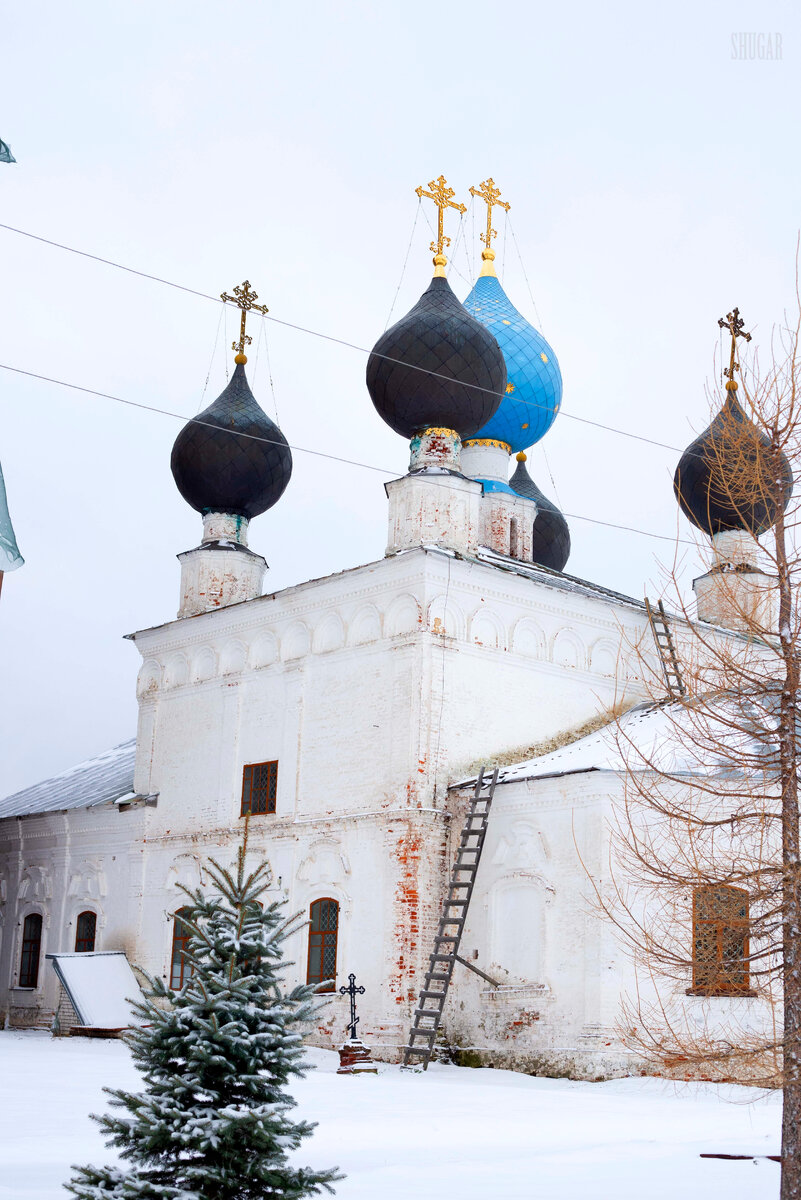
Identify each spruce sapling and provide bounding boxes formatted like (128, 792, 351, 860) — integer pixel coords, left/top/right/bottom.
(67, 850, 341, 1199)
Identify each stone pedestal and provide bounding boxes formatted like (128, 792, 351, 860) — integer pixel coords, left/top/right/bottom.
(385, 471, 482, 556)
(479, 490, 537, 561)
(461, 438, 511, 485)
(337, 1038, 378, 1074)
(461, 439, 539, 563)
(693, 530, 777, 634)
(178, 512, 267, 618)
(408, 427, 463, 473)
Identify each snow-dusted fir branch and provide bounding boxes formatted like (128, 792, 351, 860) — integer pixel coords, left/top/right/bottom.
(66, 852, 341, 1200)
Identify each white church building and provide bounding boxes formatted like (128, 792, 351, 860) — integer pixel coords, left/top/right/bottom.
(0, 190, 783, 1078)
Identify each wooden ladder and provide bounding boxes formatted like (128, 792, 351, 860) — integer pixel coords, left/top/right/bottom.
(401, 766, 499, 1069)
(645, 597, 686, 698)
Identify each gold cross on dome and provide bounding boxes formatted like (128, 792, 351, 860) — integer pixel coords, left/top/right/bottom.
(415, 175, 466, 267)
(220, 280, 269, 363)
(718, 306, 752, 383)
(469, 177, 511, 251)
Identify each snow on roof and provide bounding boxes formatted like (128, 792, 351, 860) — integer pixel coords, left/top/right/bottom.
(46, 951, 146, 1028)
(457, 698, 770, 788)
(0, 739, 136, 820)
(471, 547, 645, 613)
(492, 704, 674, 783)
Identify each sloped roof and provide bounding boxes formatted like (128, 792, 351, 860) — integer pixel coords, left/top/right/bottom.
(471, 546, 645, 612)
(129, 544, 646, 641)
(457, 697, 772, 788)
(0, 739, 136, 820)
(46, 951, 146, 1028)
(492, 704, 673, 783)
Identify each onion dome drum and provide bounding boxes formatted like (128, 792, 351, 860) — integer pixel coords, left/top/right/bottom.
(462, 272, 562, 453)
(366, 275, 506, 440)
(674, 384, 793, 536)
(171, 364, 292, 519)
(510, 452, 571, 572)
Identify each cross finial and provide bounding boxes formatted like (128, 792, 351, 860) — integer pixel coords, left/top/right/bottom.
(469, 178, 511, 275)
(220, 280, 269, 364)
(415, 175, 466, 276)
(717, 307, 752, 386)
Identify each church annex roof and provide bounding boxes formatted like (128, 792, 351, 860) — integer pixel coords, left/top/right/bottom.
(486, 703, 672, 783)
(0, 739, 136, 820)
(468, 546, 644, 613)
(456, 694, 775, 788)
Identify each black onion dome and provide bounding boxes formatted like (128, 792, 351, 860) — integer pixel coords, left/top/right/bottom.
(171, 364, 292, 519)
(673, 388, 793, 536)
(510, 455, 571, 572)
(366, 275, 506, 439)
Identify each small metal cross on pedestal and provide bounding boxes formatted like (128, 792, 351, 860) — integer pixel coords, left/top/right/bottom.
(339, 973, 365, 1040)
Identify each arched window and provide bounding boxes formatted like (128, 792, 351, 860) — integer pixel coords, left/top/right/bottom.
(307, 898, 339, 992)
(692, 885, 751, 995)
(169, 907, 193, 990)
(75, 911, 97, 953)
(19, 913, 43, 988)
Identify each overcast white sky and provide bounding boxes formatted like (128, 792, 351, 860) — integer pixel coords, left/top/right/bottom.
(1, 0, 799, 795)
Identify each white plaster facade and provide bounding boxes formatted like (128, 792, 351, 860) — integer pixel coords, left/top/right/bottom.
(0, 463, 768, 1076)
(693, 530, 778, 633)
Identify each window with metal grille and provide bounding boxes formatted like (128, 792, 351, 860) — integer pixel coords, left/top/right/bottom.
(240, 761, 278, 816)
(19, 913, 42, 988)
(691, 885, 751, 995)
(169, 907, 193, 990)
(307, 898, 339, 992)
(75, 911, 97, 953)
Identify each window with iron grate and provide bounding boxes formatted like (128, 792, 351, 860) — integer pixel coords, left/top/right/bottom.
(19, 913, 42, 988)
(75, 911, 97, 953)
(240, 760, 278, 816)
(307, 898, 339, 992)
(169, 907, 194, 990)
(690, 885, 753, 995)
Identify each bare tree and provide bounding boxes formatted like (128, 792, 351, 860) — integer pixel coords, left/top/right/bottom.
(601, 302, 801, 1199)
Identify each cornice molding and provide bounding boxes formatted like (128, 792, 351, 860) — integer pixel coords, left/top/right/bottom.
(141, 806, 448, 849)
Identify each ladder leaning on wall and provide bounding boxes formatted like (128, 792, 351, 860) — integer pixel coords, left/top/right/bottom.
(645, 596, 687, 699)
(401, 765, 500, 1070)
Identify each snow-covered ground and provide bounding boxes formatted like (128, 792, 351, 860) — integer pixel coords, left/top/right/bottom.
(0, 1031, 783, 1199)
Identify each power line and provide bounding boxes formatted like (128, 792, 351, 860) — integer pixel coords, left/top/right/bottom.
(0, 221, 217, 301)
(0, 220, 693, 459)
(0, 360, 698, 547)
(0, 362, 390, 476)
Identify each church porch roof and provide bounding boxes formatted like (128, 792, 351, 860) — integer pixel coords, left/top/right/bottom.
(455, 695, 776, 788)
(0, 739, 136, 820)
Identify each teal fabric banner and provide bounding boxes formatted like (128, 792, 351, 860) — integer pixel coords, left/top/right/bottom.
(0, 461, 23, 571)
(0, 138, 16, 164)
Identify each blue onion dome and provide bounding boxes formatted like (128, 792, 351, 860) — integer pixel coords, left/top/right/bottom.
(510, 451, 571, 572)
(366, 274, 506, 439)
(674, 381, 793, 536)
(171, 364, 292, 519)
(462, 255, 562, 453)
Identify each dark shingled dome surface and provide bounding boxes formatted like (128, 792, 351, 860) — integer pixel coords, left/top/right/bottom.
(510, 457, 571, 572)
(171, 364, 292, 519)
(674, 392, 793, 536)
(366, 275, 506, 439)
